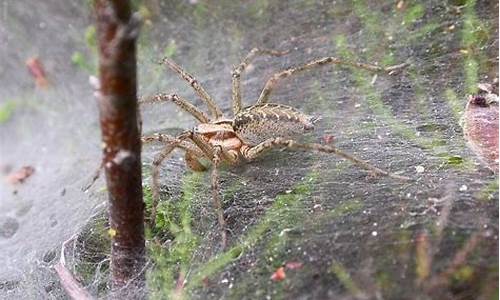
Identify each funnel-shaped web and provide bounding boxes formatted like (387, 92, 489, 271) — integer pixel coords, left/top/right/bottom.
(0, 1, 498, 299)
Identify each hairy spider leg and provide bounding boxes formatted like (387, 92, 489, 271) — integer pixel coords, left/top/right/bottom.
(150, 141, 181, 229)
(143, 133, 207, 228)
(256, 56, 408, 104)
(185, 131, 242, 248)
(139, 93, 210, 123)
(242, 137, 410, 181)
(146, 129, 237, 247)
(231, 48, 288, 114)
(160, 57, 223, 119)
(210, 146, 227, 248)
(84, 91, 212, 193)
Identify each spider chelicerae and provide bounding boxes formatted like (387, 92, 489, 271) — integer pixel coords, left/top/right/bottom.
(140, 48, 409, 247)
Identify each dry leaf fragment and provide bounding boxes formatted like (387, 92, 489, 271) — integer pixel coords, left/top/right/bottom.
(6, 166, 35, 185)
(26, 57, 49, 89)
(285, 261, 304, 270)
(270, 267, 286, 282)
(396, 1, 405, 10)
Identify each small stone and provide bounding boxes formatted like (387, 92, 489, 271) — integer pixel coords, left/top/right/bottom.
(415, 165, 425, 173)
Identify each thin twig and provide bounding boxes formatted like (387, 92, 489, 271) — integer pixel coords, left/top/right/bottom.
(54, 235, 93, 300)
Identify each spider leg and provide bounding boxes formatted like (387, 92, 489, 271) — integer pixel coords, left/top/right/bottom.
(187, 131, 239, 165)
(211, 146, 228, 249)
(182, 131, 238, 248)
(142, 132, 179, 145)
(151, 130, 237, 166)
(142, 133, 202, 154)
(144, 132, 216, 228)
(143, 133, 209, 172)
(140, 93, 210, 123)
(160, 57, 223, 119)
(242, 138, 409, 181)
(256, 57, 409, 104)
(149, 140, 182, 229)
(83, 133, 189, 192)
(232, 48, 288, 114)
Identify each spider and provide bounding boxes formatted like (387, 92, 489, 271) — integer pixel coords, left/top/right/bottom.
(140, 48, 409, 248)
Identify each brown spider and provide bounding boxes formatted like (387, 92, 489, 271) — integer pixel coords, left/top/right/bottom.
(140, 48, 409, 248)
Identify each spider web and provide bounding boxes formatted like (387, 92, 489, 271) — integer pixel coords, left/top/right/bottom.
(0, 0, 498, 299)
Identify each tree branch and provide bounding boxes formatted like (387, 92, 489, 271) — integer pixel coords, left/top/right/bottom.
(94, 0, 145, 297)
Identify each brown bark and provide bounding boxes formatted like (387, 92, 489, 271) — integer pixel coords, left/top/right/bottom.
(94, 0, 145, 297)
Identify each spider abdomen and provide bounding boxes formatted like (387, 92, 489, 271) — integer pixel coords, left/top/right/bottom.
(233, 103, 318, 145)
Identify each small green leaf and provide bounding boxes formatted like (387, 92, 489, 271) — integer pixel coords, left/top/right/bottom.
(85, 26, 97, 49)
(0, 101, 16, 124)
(447, 155, 464, 165)
(71, 51, 93, 72)
(163, 40, 178, 58)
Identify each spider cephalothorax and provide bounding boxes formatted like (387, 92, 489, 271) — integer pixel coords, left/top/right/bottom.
(140, 48, 408, 247)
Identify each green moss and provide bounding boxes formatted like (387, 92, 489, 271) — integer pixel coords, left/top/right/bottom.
(461, 0, 490, 94)
(148, 172, 204, 298)
(260, 180, 315, 267)
(84, 25, 97, 50)
(381, 52, 396, 67)
(403, 4, 425, 25)
(334, 34, 479, 172)
(352, 0, 394, 62)
(330, 260, 362, 296)
(0, 101, 16, 124)
(163, 40, 178, 59)
(408, 67, 434, 118)
(185, 246, 242, 291)
(247, 0, 270, 19)
(335, 34, 422, 143)
(395, 229, 413, 257)
(193, 2, 209, 28)
(143, 184, 153, 208)
(353, 0, 382, 43)
(160, 174, 198, 232)
(452, 265, 474, 282)
(409, 22, 441, 41)
(375, 270, 394, 293)
(222, 180, 245, 203)
(71, 51, 95, 73)
(444, 88, 464, 121)
(74, 216, 110, 291)
(436, 153, 475, 171)
(475, 178, 499, 202)
(446, 155, 464, 166)
(328, 198, 363, 218)
(464, 57, 479, 94)
(185, 172, 318, 292)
